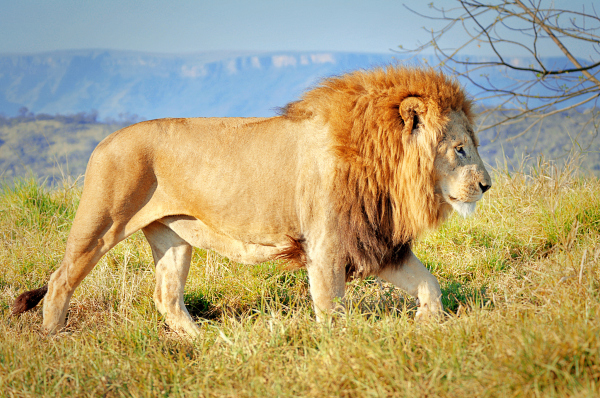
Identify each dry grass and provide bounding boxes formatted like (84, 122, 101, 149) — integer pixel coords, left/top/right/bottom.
(1, 157, 599, 397)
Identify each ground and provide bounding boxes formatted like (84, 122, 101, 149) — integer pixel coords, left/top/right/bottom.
(1, 157, 599, 397)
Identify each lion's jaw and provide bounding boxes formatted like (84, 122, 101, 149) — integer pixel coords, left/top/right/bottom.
(446, 197, 478, 218)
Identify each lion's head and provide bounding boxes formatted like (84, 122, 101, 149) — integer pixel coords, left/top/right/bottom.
(431, 109, 491, 218)
(283, 66, 491, 277)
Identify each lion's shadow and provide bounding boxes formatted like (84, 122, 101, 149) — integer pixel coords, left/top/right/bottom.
(182, 276, 490, 322)
(184, 293, 223, 321)
(440, 278, 490, 314)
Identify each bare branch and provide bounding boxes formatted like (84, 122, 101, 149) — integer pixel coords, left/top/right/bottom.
(403, 0, 600, 141)
(505, 93, 600, 141)
(514, 0, 600, 88)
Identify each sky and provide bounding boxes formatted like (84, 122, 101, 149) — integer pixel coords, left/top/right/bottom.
(0, 0, 596, 57)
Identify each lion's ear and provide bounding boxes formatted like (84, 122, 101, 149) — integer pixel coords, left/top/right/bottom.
(399, 97, 426, 133)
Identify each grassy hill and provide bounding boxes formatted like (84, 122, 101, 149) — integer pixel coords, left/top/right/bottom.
(0, 109, 598, 187)
(0, 149, 599, 395)
(0, 113, 131, 184)
(476, 107, 600, 175)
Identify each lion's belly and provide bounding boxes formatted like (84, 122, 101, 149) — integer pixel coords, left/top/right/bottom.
(158, 215, 287, 264)
(151, 156, 300, 242)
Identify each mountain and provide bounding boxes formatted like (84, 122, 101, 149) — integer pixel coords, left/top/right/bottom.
(1, 50, 586, 121)
(0, 50, 403, 120)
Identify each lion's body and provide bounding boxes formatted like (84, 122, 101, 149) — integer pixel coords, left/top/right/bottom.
(76, 116, 321, 264)
(13, 67, 492, 336)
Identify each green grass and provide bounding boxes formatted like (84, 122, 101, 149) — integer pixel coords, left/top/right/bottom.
(1, 159, 599, 397)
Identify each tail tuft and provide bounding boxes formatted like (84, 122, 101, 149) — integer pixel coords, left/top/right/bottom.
(12, 285, 48, 316)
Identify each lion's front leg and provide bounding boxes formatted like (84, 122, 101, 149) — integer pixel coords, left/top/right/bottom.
(378, 250, 443, 321)
(306, 257, 346, 322)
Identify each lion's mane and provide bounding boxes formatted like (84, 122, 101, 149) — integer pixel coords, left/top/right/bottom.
(281, 66, 473, 278)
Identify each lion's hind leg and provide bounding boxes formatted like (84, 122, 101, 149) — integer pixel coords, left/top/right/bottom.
(42, 217, 133, 333)
(142, 221, 200, 337)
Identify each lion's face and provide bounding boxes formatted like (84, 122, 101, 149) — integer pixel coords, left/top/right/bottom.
(434, 111, 492, 217)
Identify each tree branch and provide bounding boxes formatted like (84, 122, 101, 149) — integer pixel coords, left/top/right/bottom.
(514, 0, 600, 88)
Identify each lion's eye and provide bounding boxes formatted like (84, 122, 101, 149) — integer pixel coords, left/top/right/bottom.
(455, 146, 466, 156)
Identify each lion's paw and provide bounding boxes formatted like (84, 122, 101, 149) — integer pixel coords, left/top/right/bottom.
(414, 301, 444, 322)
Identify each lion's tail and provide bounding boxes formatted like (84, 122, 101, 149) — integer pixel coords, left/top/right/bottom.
(11, 285, 48, 316)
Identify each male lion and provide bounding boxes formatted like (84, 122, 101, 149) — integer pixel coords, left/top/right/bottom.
(13, 66, 491, 336)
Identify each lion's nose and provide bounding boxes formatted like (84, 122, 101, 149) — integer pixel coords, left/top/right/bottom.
(479, 182, 491, 194)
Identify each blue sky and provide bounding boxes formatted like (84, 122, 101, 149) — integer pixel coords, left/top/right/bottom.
(0, 0, 595, 57)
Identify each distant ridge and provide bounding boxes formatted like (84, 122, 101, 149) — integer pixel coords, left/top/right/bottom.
(0, 50, 589, 121)
(0, 50, 400, 120)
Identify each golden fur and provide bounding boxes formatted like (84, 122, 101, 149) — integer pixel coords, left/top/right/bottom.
(13, 66, 491, 335)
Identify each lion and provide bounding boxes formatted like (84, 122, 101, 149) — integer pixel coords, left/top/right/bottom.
(12, 66, 491, 336)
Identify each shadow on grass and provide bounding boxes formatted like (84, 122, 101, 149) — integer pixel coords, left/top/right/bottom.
(184, 292, 222, 320)
(440, 278, 490, 314)
(183, 270, 312, 321)
(184, 271, 491, 322)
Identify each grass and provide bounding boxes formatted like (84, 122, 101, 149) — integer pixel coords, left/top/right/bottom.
(1, 158, 599, 397)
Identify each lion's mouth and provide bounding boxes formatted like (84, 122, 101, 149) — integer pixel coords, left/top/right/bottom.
(446, 194, 481, 205)
(442, 193, 477, 217)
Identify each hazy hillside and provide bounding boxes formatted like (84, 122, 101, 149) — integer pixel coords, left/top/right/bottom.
(0, 113, 125, 184)
(0, 50, 597, 182)
(0, 109, 598, 185)
(476, 107, 600, 175)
